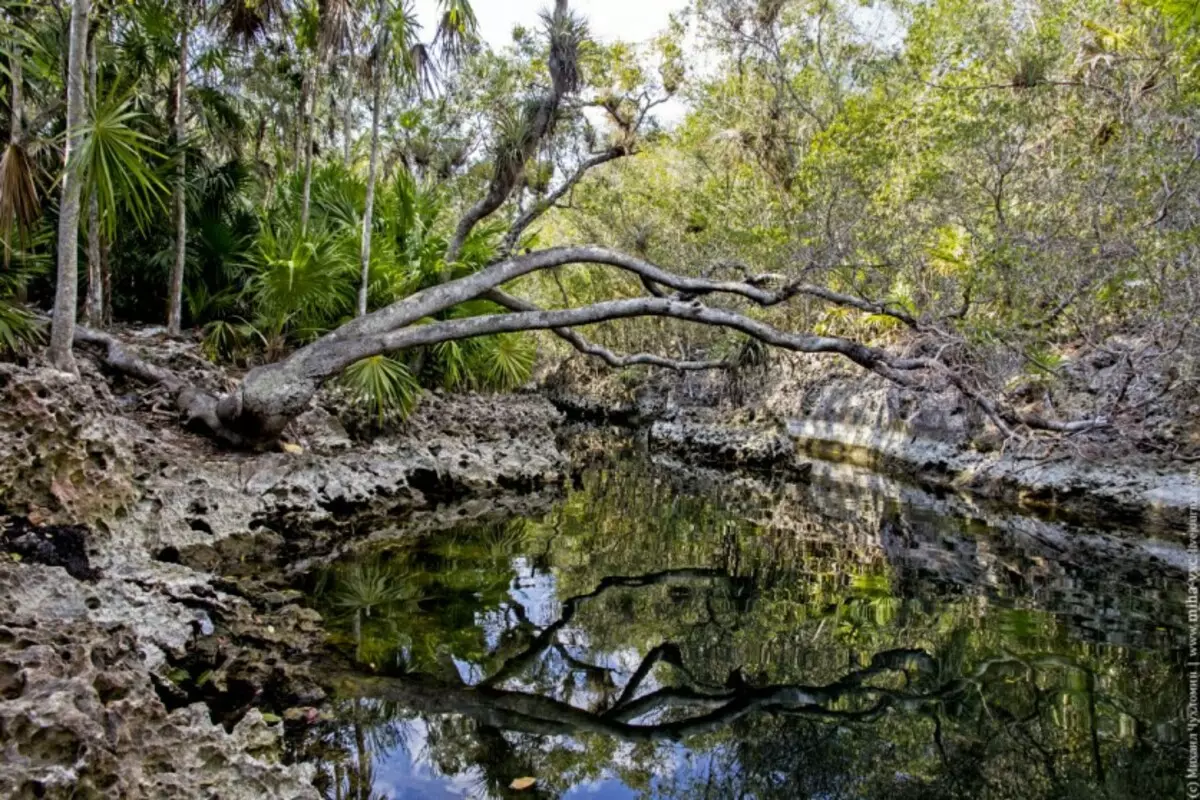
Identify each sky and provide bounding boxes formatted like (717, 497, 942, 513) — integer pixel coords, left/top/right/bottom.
(411, 0, 689, 50)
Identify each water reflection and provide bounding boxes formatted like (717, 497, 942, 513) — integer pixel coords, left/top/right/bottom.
(298, 456, 1186, 799)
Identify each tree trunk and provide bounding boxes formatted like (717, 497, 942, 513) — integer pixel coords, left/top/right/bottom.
(10, 44, 21, 142)
(101, 237, 112, 326)
(166, 2, 190, 335)
(84, 34, 103, 328)
(48, 0, 91, 373)
(74, 242, 1108, 447)
(299, 63, 316, 235)
(342, 73, 354, 168)
(357, 6, 385, 319)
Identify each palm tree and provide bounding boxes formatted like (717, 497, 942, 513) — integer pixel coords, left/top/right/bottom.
(357, 0, 476, 317)
(47, 0, 92, 372)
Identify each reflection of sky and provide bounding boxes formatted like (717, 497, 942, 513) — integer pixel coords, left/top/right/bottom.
(371, 719, 487, 799)
(370, 717, 721, 800)
(367, 554, 719, 799)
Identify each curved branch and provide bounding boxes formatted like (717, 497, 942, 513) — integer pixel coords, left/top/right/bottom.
(500, 146, 628, 257)
(486, 289, 729, 371)
(444, 0, 578, 264)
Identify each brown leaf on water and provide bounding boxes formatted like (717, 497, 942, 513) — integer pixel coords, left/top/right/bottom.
(509, 776, 537, 790)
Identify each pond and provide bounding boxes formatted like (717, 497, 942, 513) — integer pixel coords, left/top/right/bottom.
(294, 452, 1187, 799)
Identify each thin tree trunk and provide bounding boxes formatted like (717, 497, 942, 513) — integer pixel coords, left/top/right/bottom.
(100, 237, 112, 326)
(48, 0, 91, 372)
(166, 2, 190, 335)
(299, 63, 316, 235)
(10, 44, 22, 142)
(357, 20, 384, 318)
(342, 72, 354, 168)
(84, 34, 103, 327)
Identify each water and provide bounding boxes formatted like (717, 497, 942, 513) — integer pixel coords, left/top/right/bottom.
(295, 453, 1187, 799)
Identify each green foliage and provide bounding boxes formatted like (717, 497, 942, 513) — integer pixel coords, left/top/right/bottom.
(340, 354, 421, 424)
(474, 332, 537, 390)
(0, 300, 43, 354)
(77, 93, 170, 239)
(248, 220, 357, 341)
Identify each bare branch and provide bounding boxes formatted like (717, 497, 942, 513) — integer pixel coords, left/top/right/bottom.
(500, 146, 629, 257)
(487, 289, 728, 371)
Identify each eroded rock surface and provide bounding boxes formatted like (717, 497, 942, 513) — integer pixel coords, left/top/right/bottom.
(547, 352, 1197, 530)
(0, 333, 570, 798)
(0, 568, 317, 799)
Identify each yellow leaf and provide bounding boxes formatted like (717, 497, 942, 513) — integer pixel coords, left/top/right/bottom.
(281, 442, 303, 454)
(509, 777, 537, 790)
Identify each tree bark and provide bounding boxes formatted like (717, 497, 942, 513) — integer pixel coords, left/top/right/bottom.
(442, 0, 576, 269)
(299, 63, 317, 235)
(84, 34, 103, 327)
(342, 71, 354, 168)
(166, 1, 190, 335)
(357, 0, 385, 319)
(100, 236, 112, 326)
(72, 245, 1107, 446)
(48, 0, 91, 373)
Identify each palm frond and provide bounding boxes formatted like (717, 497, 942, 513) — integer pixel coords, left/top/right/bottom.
(341, 354, 421, 423)
(472, 332, 537, 391)
(77, 93, 170, 239)
(0, 299, 44, 355)
(435, 0, 478, 65)
(0, 143, 40, 260)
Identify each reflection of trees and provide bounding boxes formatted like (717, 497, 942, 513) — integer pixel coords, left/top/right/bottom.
(329, 567, 1183, 799)
(304, 457, 1185, 799)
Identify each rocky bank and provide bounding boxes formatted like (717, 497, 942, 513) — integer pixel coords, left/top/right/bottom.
(0, 331, 568, 799)
(545, 348, 1198, 533)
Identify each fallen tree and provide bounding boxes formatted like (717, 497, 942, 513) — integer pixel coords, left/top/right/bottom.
(72, 242, 1106, 446)
(66, 0, 1107, 447)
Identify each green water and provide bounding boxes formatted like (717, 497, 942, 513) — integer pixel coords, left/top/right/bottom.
(296, 455, 1187, 799)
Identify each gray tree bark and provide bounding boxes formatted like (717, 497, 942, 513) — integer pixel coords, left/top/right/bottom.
(9, 43, 21, 142)
(74, 243, 1107, 446)
(84, 34, 103, 327)
(166, 1, 190, 335)
(48, 0, 91, 373)
(299, 64, 317, 235)
(341, 63, 354, 168)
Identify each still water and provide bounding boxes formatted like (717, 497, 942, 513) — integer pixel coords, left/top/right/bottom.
(296, 453, 1186, 799)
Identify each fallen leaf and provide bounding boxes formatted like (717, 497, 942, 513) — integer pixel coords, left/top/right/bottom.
(509, 777, 537, 790)
(281, 442, 303, 454)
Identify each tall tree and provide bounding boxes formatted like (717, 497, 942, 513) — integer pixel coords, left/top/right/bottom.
(47, 0, 92, 372)
(166, 0, 191, 335)
(357, 0, 390, 317)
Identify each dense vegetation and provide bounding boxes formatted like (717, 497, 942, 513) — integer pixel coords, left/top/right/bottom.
(1, 0, 1198, 443)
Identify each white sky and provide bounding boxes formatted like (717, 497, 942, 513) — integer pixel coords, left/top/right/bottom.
(412, 0, 689, 50)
